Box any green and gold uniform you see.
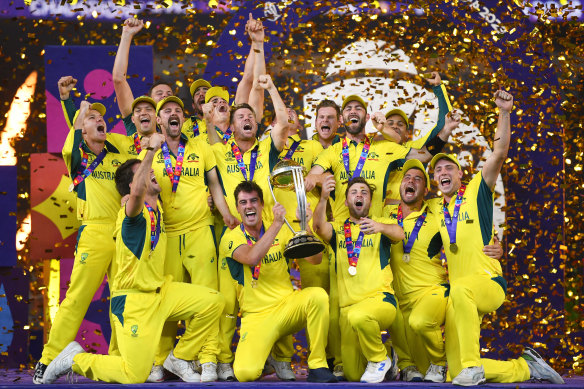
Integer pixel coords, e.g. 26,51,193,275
72,204,224,383
328,217,398,382
220,225,329,382
428,172,529,382
313,137,411,221
383,203,448,372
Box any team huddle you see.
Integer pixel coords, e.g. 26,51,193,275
33,16,564,386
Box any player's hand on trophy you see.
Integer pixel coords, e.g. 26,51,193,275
371,112,387,132
426,71,441,86
123,17,144,37
58,76,77,100
320,174,335,199
273,202,286,225
297,202,313,223
358,217,381,235
494,89,513,112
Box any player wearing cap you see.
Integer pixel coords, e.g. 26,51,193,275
42,134,225,384
33,95,135,383
429,90,563,386
313,176,404,383
146,96,237,382
219,181,336,383
182,79,212,140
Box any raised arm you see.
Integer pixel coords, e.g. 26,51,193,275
113,18,144,118
206,167,239,229
202,101,221,145
58,76,78,129
234,15,257,106
312,174,335,243
482,89,513,189
232,203,286,266
371,111,401,143
247,14,266,122
298,204,323,265
358,217,405,242
259,75,288,152
125,133,164,217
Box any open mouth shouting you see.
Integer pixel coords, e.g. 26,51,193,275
403,184,416,200
218,104,229,113
319,125,331,135
97,124,106,135
244,208,258,224
168,115,180,130
243,122,253,132
348,114,360,124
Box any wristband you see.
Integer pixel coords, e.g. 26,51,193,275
146,146,154,151
426,136,446,156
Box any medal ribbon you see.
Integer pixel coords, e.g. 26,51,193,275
342,135,371,180
343,218,365,268
133,132,142,154
144,201,161,251
397,204,427,255
231,142,258,181
443,185,467,246
70,142,108,189
191,116,200,137
160,138,186,193
282,140,301,161
216,126,233,144
240,223,265,281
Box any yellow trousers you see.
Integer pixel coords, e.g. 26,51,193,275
326,246,342,367
233,288,329,382
340,293,397,382
156,226,217,365
445,275,530,382
72,281,224,383
40,223,118,365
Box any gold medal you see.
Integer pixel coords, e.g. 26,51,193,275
68,183,75,192
348,265,357,276
450,243,458,253
251,279,258,288
403,253,410,263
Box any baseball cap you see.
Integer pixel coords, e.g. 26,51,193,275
430,153,461,170
89,102,106,116
341,95,367,111
205,86,230,104
190,79,212,97
385,108,409,127
131,96,156,112
402,159,430,190
156,96,184,116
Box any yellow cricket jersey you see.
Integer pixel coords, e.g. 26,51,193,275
384,84,452,202
182,116,209,143
313,137,411,221
427,171,503,283
329,217,395,308
219,225,294,315
382,203,447,301
150,134,216,236
275,134,323,232
212,136,280,222
112,202,167,293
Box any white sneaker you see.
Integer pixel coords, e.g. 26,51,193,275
43,341,85,384
522,347,565,384
201,362,218,382
401,365,424,382
146,364,165,382
425,363,447,383
385,346,399,381
452,366,486,386
217,362,235,381
360,356,392,383
163,350,201,382
267,355,296,381
333,364,345,379
33,361,47,384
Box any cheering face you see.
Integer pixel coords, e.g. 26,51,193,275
130,162,161,196
286,107,301,133
386,114,408,144
236,190,264,229
315,106,339,142
433,159,463,197
157,102,184,139
342,101,368,135
400,168,428,205
192,86,209,115
210,96,230,122
233,107,258,142
132,102,156,136
82,109,107,143
150,84,173,103
345,183,372,219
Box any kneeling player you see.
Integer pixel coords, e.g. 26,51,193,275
42,134,225,384
219,181,337,383
313,177,405,383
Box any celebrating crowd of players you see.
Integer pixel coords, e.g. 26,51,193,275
33,16,565,386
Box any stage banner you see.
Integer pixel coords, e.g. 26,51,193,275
44,45,153,153
0,166,17,267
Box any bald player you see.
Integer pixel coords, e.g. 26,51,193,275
429,89,563,386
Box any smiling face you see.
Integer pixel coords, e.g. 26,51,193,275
433,158,463,198
386,113,408,144
132,102,156,136
342,101,368,135
82,108,107,143
210,96,230,123
236,190,264,229
315,106,340,142
130,162,161,196
157,102,184,139
232,107,258,142
400,168,428,205
192,86,209,115
345,182,372,219
150,84,173,103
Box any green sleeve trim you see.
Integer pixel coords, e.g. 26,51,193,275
111,295,127,326
491,276,507,294
74,224,86,254
384,158,407,200
121,212,147,261
226,256,245,286
427,232,443,258
268,135,280,171
123,114,136,136
382,292,397,307
420,84,452,147
477,174,494,246
215,168,227,196
329,229,337,273
61,97,77,129
379,234,391,270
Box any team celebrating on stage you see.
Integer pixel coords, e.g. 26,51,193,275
33,15,564,386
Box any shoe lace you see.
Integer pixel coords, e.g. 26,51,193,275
66,370,78,384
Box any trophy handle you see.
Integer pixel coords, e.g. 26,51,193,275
267,176,297,235
292,167,307,232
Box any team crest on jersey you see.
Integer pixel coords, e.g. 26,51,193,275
368,152,380,161
131,325,138,337
224,151,235,162
79,253,88,264
221,258,227,270
156,153,165,163
129,144,137,154
111,159,122,168
187,153,199,162
228,241,233,249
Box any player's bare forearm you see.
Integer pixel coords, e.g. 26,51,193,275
233,221,284,266
482,90,513,189
313,197,332,242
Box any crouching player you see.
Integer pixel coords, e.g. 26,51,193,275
219,181,337,383
42,133,225,384
313,176,405,383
